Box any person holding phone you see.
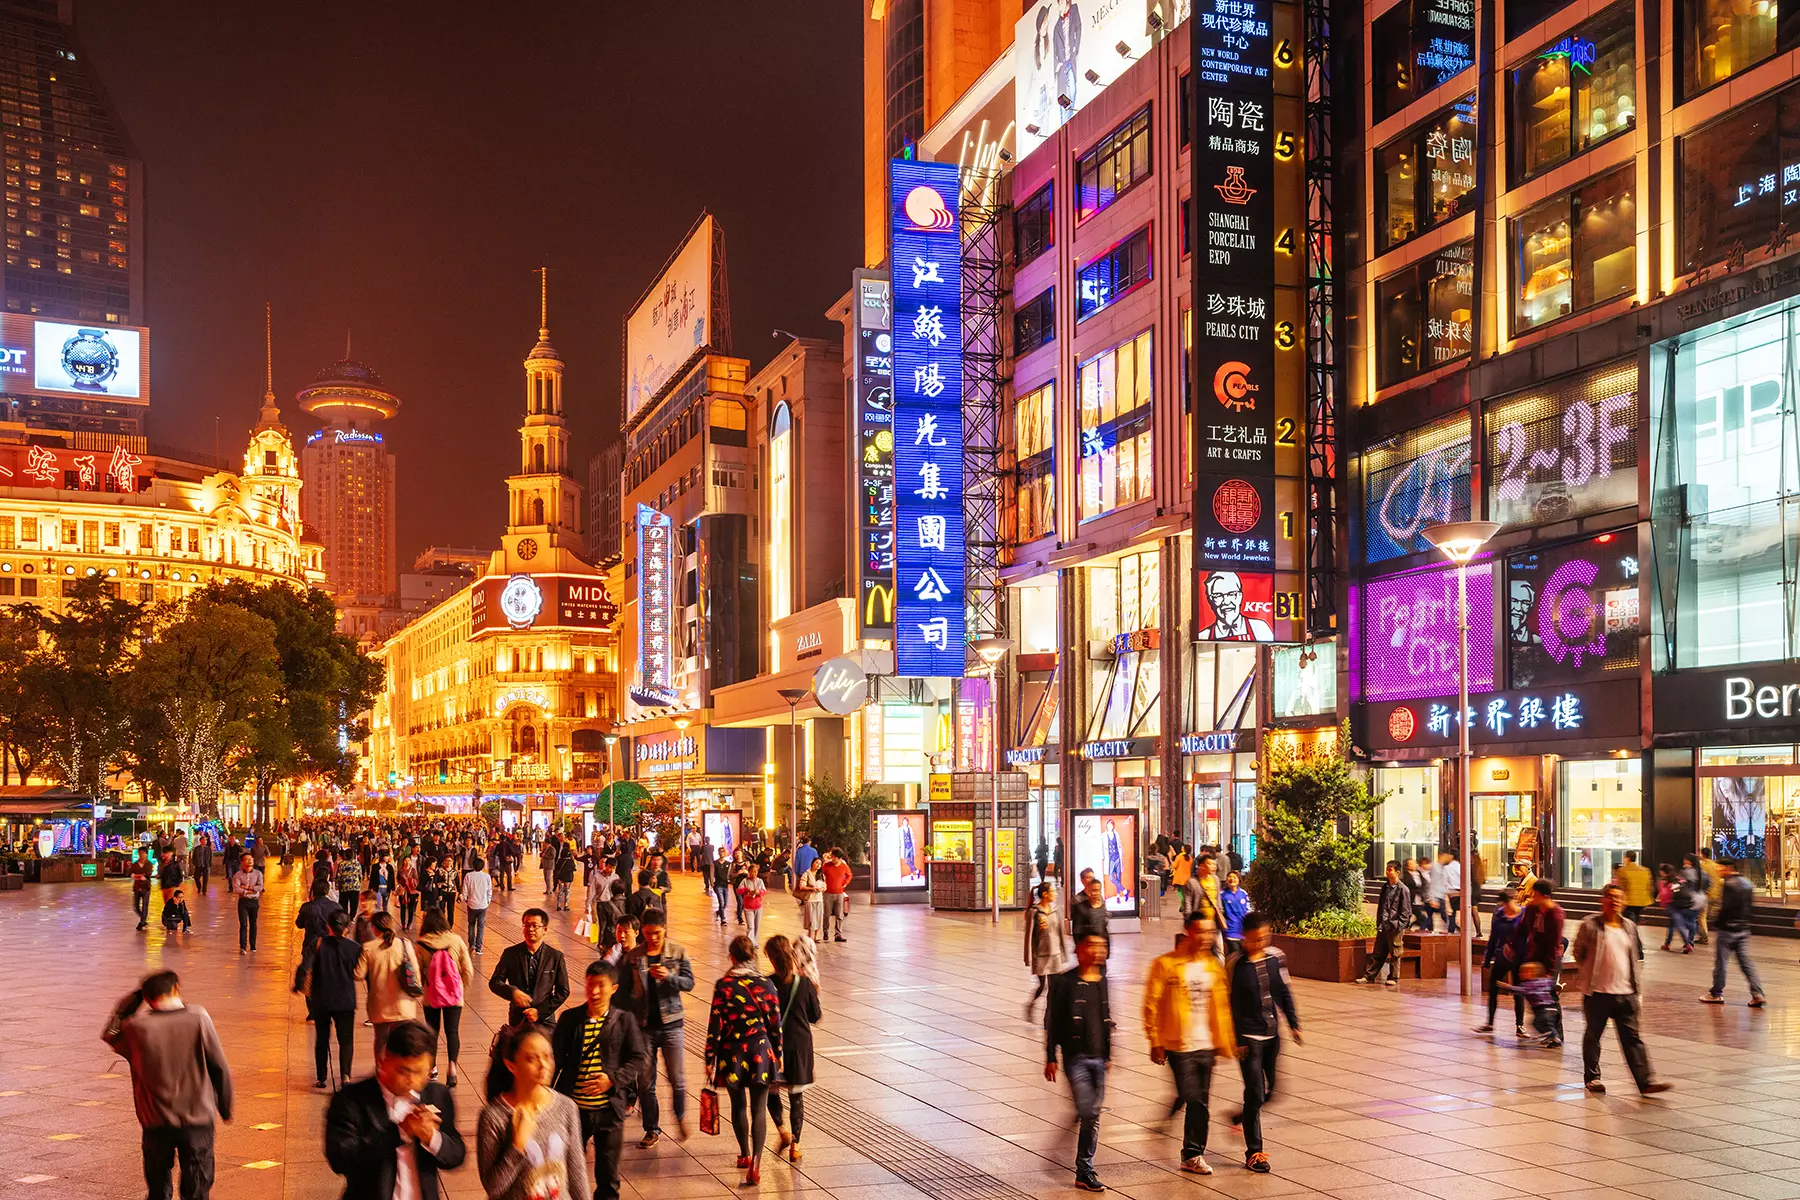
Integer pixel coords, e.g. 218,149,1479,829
104,970,233,1200
325,1020,465,1200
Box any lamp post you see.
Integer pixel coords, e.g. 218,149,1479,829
1423,519,1501,999
972,636,1013,925
776,688,809,863
673,715,691,871
602,732,619,832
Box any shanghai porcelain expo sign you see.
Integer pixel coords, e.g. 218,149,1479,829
812,657,871,716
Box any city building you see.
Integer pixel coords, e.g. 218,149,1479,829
0,0,145,329
296,347,399,634
586,441,621,566
1340,0,1800,905
398,546,486,618
363,294,618,823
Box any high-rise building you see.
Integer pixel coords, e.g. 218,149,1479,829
0,0,145,326
297,349,399,623
586,441,621,566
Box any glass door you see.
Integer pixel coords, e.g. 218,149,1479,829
1190,782,1224,847
1475,792,1537,883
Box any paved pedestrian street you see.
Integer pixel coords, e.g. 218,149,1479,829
7,871,1800,1200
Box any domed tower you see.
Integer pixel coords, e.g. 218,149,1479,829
499,268,584,573
297,336,400,602
243,304,303,531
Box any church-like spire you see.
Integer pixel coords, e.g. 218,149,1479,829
256,301,283,430
527,266,560,363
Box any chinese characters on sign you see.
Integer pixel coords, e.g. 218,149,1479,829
1365,679,1637,750
854,270,897,633
632,505,678,708
890,159,967,677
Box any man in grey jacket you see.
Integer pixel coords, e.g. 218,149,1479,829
103,970,233,1200
1572,883,1673,1096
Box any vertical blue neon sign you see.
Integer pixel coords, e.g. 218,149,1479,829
890,158,966,677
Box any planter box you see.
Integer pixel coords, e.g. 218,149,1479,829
1272,933,1369,982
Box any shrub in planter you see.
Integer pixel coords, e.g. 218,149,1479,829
1286,908,1376,940
1245,726,1382,930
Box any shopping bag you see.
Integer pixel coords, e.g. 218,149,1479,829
699,1087,720,1136
588,918,601,945
574,916,590,940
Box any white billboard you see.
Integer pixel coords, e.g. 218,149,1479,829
1015,0,1190,155
625,215,714,422
32,320,143,399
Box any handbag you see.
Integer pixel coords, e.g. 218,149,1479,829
398,939,424,998
575,916,591,940
698,1086,720,1136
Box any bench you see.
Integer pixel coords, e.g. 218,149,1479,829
1366,939,1427,978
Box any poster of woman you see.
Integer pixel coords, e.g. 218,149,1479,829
1071,809,1138,914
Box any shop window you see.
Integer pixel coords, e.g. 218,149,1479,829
1558,757,1641,889
1676,83,1800,277
1678,0,1794,100
1371,765,1440,873
1362,412,1472,563
1078,329,1153,518
1014,288,1054,355
1375,239,1474,389
1512,165,1635,333
1485,359,1638,528
1507,530,1641,687
1083,551,1161,643
1506,0,1578,41
1377,94,1477,253
1509,6,1636,184
1074,106,1152,224
1015,381,1056,543
1014,183,1054,266
1698,747,1800,899
1076,226,1151,320
710,397,748,447
1372,0,1476,123
1271,641,1338,718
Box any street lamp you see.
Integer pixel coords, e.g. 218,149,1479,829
776,687,809,865
602,732,619,831
673,715,692,871
973,636,1013,925
1423,519,1501,999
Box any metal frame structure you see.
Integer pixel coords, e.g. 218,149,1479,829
961,193,1007,672
1304,0,1339,636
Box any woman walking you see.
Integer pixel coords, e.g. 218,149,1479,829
737,862,768,944
764,935,822,1164
397,852,420,930
1023,882,1071,1020
476,1025,591,1200
1473,889,1526,1035
704,936,783,1186
792,859,823,939
354,912,423,1059
419,910,474,1087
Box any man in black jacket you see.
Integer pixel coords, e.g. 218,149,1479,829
324,1020,464,1200
1228,913,1301,1173
190,837,213,896
552,961,648,1200
308,910,363,1088
486,908,570,1030
295,880,344,964
1070,874,1110,950
1702,859,1767,1007
622,910,696,1147
1360,861,1410,985
1043,933,1111,1193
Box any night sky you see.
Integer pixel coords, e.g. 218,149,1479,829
75,1,863,562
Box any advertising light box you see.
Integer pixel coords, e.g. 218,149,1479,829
1070,808,1139,917
871,810,928,892
1485,362,1637,529
1015,0,1187,154
32,320,144,399
1507,531,1640,688
1362,414,1472,563
701,810,742,859
626,216,715,421
1359,560,1496,701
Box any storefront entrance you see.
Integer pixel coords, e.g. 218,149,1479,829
1700,747,1800,903
1190,781,1223,847
1476,792,1537,884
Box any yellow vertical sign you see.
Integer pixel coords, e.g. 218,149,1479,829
995,827,1016,907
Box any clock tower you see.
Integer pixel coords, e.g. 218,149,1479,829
499,268,586,575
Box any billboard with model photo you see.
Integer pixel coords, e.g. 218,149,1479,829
871,810,928,891
701,810,742,861
1069,808,1139,916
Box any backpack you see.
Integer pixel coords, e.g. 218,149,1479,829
424,943,464,1008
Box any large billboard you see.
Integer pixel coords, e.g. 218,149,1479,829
853,270,897,633
1506,531,1640,688
1069,808,1139,916
632,505,678,708
890,159,966,677
1363,414,1472,563
1015,1,1188,155
1485,361,1637,530
0,315,149,404
871,810,928,891
469,574,615,635
1359,560,1496,701
625,215,714,422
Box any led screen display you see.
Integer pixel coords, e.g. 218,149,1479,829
1485,360,1637,529
1507,530,1640,688
1362,414,1472,563
1360,560,1496,701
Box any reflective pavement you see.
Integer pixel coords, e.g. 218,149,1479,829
6,868,1800,1200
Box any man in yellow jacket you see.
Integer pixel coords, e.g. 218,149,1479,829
1144,910,1235,1175
1612,851,1653,960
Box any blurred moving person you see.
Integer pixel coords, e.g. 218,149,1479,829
1227,912,1300,1174
1572,882,1671,1096
104,969,233,1200
1701,858,1767,1008
1045,933,1111,1193
1144,911,1235,1175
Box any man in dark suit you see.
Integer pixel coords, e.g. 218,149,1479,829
487,908,569,1029
308,910,363,1089
552,961,647,1200
324,1020,464,1200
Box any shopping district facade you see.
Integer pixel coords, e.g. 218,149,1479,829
13,1,1800,910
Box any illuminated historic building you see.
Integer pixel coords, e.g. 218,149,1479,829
297,348,399,628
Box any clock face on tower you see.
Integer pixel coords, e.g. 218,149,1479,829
516,537,539,561
499,574,544,629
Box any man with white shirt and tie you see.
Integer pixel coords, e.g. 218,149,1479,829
325,1021,466,1200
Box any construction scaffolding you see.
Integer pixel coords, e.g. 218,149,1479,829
1304,0,1339,637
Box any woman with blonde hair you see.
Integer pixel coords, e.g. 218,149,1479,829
354,910,422,1059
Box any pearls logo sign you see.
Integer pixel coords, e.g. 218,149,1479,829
1213,360,1259,412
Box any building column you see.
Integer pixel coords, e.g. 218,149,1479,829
1059,565,1089,893
1159,534,1184,843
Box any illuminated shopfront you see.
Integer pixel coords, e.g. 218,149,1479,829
1371,764,1440,870
1556,756,1642,889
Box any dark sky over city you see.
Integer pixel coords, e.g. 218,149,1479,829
75,1,862,562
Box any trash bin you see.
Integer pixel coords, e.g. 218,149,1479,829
1139,874,1161,919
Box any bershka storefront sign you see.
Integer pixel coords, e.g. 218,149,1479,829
1653,662,1800,732
1362,678,1638,752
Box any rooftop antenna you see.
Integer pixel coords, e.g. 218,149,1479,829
536,265,549,335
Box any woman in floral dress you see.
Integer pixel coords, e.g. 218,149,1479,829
703,935,783,1186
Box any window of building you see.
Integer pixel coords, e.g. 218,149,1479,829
710,397,747,447
18,577,34,597
1558,757,1642,888
1075,106,1152,223
1014,183,1054,266
1679,0,1791,100
1076,227,1152,321
1179,73,1192,148
1509,6,1636,184
1078,329,1154,518
1677,82,1800,276
1512,165,1635,332
1083,550,1163,741
1015,288,1055,355
1376,93,1477,252
1375,239,1475,388
1015,381,1055,544
1371,765,1441,872
1372,0,1476,123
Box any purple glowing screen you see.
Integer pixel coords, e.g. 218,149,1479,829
1359,560,1496,702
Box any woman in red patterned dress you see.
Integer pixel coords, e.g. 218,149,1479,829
703,935,784,1185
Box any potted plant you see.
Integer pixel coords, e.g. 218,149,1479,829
802,775,882,886
1244,727,1382,982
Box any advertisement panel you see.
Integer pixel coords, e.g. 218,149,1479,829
1362,414,1472,563
994,827,1018,907
632,505,678,708
701,810,743,860
1359,560,1496,701
853,269,896,633
1015,0,1187,154
1507,531,1640,688
872,810,929,891
1272,641,1337,719
469,574,615,635
1485,361,1637,529
30,319,145,399
1069,808,1139,915
625,215,714,422
0,442,147,492
890,159,967,677
1195,568,1276,641
634,730,700,777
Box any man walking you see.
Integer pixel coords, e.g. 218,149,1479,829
1228,912,1300,1173
1613,850,1652,960
459,857,493,955
622,909,695,1146
1573,882,1672,1095
1144,912,1235,1175
306,910,362,1089
132,847,154,930
487,908,570,1031
820,848,853,943
1701,858,1766,1008
190,837,212,897
324,1021,464,1200
1359,861,1409,986
104,970,233,1200
1072,873,1111,951
553,962,648,1200
1441,850,1464,935
1044,933,1111,1193
334,851,364,915
229,853,264,954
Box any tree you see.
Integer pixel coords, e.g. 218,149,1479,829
23,577,144,796
130,600,282,814
802,776,883,863
1244,727,1381,931
197,581,382,822
0,605,47,785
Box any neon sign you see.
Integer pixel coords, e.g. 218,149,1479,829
1363,416,1471,563
632,505,678,708
1486,365,1637,528
1359,560,1496,702
1507,532,1639,687
853,270,896,634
